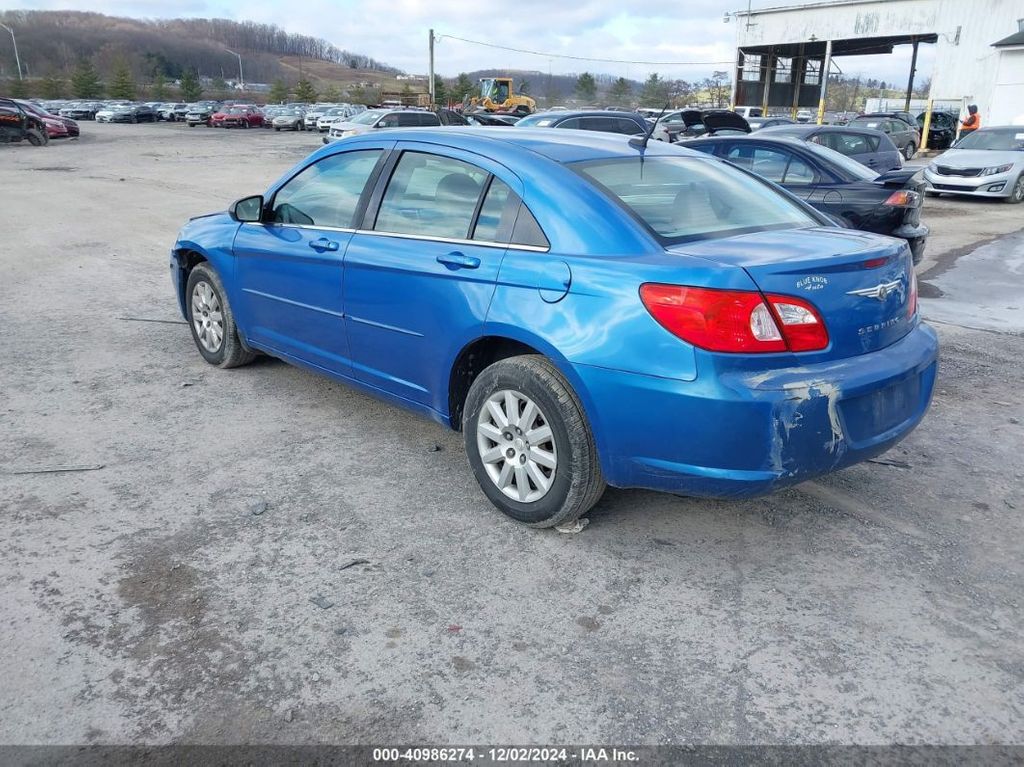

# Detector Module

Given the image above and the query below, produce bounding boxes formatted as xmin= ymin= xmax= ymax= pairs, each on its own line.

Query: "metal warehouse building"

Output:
xmin=732 ymin=0 xmax=1024 ymax=126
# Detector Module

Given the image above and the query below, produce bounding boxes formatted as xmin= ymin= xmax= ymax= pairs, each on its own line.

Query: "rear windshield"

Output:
xmin=572 ymin=156 xmax=820 ymax=243
xmin=801 ymin=140 xmax=879 ymax=180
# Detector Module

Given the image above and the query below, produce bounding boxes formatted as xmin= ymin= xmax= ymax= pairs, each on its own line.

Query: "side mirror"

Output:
xmin=229 ymin=195 xmax=264 ymax=223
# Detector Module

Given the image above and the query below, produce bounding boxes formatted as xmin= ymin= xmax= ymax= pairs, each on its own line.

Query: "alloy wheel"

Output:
xmin=191 ymin=281 xmax=224 ymax=353
xmin=1013 ymin=176 xmax=1024 ymax=202
xmin=476 ymin=389 xmax=557 ymax=503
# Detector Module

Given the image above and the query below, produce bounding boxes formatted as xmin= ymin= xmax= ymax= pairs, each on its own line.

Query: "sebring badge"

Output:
xmin=847 ymin=278 xmax=904 ymax=302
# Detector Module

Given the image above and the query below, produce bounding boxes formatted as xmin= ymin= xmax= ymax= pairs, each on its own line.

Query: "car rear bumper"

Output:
xmin=573 ymin=322 xmax=938 ymax=498
xmin=923 ymin=169 xmax=1016 ymax=198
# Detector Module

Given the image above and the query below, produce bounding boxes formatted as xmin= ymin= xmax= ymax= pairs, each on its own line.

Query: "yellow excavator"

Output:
xmin=465 ymin=77 xmax=536 ymax=115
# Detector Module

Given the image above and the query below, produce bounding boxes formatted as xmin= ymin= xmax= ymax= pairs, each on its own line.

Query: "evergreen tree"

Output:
xmin=574 ymin=72 xmax=597 ymax=103
xmin=41 ymin=75 xmax=65 ymax=99
xmin=294 ymin=79 xmax=317 ymax=103
xmin=269 ymin=80 xmax=289 ymax=103
xmin=322 ymin=83 xmax=341 ymax=102
xmin=639 ymin=73 xmax=670 ymax=107
xmin=109 ymin=60 xmax=136 ymax=100
xmin=179 ymin=68 xmax=202 ymax=101
xmin=609 ymin=77 xmax=632 ymax=106
xmin=432 ymin=74 xmax=447 ymax=106
xmin=452 ymin=73 xmax=475 ymax=103
xmin=70 ymin=60 xmax=102 ymax=98
xmin=151 ymin=71 xmax=167 ymax=100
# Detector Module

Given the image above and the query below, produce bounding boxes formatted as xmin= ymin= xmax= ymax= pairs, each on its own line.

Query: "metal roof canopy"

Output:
xmin=739 ymin=33 xmax=939 ymax=58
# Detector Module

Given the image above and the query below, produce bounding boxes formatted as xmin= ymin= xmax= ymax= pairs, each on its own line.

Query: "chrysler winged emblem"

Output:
xmin=847 ymin=278 xmax=904 ymax=302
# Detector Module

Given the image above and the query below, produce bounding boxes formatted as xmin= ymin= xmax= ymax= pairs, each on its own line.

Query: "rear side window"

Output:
xmin=375 ymin=152 xmax=487 ymax=239
xmin=574 ymin=156 xmax=818 ymax=243
xmin=578 ymin=117 xmax=616 ymax=133
xmin=613 ymin=117 xmax=643 ymax=135
xmin=271 ymin=149 xmax=382 ymax=228
xmin=472 ymin=178 xmax=514 ymax=242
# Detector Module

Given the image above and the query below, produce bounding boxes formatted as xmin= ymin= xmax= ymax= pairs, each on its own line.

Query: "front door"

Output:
xmin=344 ymin=146 xmax=519 ymax=411
xmin=233 ymin=147 xmax=387 ymax=375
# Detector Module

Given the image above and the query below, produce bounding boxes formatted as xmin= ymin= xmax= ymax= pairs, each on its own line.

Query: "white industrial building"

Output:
xmin=732 ymin=0 xmax=1024 ymax=126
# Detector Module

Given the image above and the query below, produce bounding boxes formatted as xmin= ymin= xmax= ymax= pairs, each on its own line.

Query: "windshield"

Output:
xmin=516 ymin=114 xmax=558 ymax=127
xmin=573 ymin=156 xmax=819 ymax=243
xmin=350 ymin=110 xmax=386 ymax=125
xmin=954 ymin=129 xmax=1024 ymax=151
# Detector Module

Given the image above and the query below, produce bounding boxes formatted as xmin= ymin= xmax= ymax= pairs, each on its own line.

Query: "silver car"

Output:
xmin=324 ymin=109 xmax=440 ymax=143
xmin=923 ymin=127 xmax=1024 ymax=203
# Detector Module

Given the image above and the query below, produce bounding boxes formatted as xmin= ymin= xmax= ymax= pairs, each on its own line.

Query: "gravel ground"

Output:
xmin=1 ymin=123 xmax=1023 ymax=747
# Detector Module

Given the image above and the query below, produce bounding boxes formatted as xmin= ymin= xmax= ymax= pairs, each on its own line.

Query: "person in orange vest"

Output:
xmin=961 ymin=104 xmax=981 ymax=133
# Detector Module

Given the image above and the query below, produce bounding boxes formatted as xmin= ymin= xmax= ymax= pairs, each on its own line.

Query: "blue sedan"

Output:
xmin=170 ymin=129 xmax=938 ymax=527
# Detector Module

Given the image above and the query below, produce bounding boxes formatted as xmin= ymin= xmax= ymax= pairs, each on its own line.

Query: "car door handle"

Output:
xmin=308 ymin=237 xmax=339 ymax=252
xmin=436 ymin=252 xmax=480 ymax=270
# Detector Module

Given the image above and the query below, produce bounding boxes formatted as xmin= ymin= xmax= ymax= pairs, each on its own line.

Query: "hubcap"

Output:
xmin=476 ymin=389 xmax=557 ymax=503
xmin=191 ymin=281 xmax=224 ymax=353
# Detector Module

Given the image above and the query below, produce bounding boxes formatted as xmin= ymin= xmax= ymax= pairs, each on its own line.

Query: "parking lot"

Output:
xmin=2 ymin=122 xmax=1023 ymax=746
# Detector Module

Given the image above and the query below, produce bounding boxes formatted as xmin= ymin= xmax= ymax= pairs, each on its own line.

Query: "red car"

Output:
xmin=210 ymin=106 xmax=264 ymax=129
xmin=16 ymin=100 xmax=79 ymax=138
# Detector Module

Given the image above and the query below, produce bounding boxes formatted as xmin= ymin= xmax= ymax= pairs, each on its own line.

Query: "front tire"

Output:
xmin=903 ymin=142 xmax=916 ymax=161
xmin=26 ymin=129 xmax=46 ymax=146
xmin=185 ymin=264 xmax=255 ymax=368
xmin=1005 ymin=175 xmax=1024 ymax=204
xmin=463 ymin=355 xmax=605 ymax=527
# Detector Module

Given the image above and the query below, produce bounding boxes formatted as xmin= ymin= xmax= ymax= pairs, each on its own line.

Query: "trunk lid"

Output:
xmin=670 ymin=227 xmax=915 ymax=358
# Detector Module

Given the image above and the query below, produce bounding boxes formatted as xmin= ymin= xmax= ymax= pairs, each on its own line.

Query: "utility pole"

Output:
xmin=0 ymin=22 xmax=22 ymax=80
xmin=428 ymin=29 xmax=435 ymax=107
xmin=225 ymin=48 xmax=243 ymax=90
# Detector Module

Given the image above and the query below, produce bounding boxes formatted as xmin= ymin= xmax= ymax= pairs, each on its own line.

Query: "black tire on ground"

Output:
xmin=903 ymin=142 xmax=916 ymax=161
xmin=1005 ymin=175 xmax=1024 ymax=204
xmin=184 ymin=263 xmax=256 ymax=369
xmin=463 ymin=355 xmax=605 ymax=528
xmin=26 ymin=129 xmax=46 ymax=147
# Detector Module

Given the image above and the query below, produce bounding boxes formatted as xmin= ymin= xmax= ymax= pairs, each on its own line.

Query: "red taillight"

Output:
xmin=639 ymin=284 xmax=829 ymax=353
xmin=765 ymin=294 xmax=830 ymax=352
xmin=883 ymin=190 xmax=921 ymax=207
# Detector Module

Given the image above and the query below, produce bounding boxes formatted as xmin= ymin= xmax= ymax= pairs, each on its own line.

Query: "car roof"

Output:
xmin=317 ymin=126 xmax=694 ymax=165
xmin=759 ymin=124 xmax=882 ymax=137
xmin=529 ymin=110 xmax=643 ymax=120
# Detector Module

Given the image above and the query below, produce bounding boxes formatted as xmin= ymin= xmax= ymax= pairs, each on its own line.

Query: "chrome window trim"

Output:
xmin=354 ymin=228 xmax=549 ymax=253
xmin=248 ymin=222 xmax=548 ymax=252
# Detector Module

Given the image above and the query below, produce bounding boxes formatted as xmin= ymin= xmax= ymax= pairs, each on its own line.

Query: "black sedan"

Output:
xmin=689 ymin=134 xmax=929 ymax=264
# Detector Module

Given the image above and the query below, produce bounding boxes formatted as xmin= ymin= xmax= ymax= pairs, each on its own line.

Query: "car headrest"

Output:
xmin=436 ymin=173 xmax=481 ymax=201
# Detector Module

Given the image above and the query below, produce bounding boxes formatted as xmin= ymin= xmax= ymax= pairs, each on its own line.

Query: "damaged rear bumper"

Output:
xmin=573 ymin=322 xmax=938 ymax=498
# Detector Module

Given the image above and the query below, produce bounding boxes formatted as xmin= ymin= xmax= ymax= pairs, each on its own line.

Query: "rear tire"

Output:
xmin=1005 ymin=175 xmax=1024 ymax=204
xmin=463 ymin=355 xmax=605 ymax=528
xmin=185 ymin=264 xmax=256 ymax=369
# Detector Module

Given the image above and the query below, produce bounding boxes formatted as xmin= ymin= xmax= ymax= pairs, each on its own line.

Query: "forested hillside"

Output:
xmin=0 ymin=10 xmax=399 ymax=84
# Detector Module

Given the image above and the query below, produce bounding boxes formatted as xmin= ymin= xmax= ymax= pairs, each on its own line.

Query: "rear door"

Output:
xmin=343 ymin=145 xmax=518 ymax=409
xmin=233 ymin=145 xmax=390 ymax=374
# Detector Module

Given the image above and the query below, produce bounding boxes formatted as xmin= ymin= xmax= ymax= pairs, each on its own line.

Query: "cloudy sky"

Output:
xmin=9 ymin=0 xmax=932 ymax=83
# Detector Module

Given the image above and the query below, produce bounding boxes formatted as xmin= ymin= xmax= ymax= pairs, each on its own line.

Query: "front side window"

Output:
xmin=270 ymin=149 xmax=382 ymax=228
xmin=573 ymin=155 xmax=819 ymax=243
xmin=375 ymin=152 xmax=488 ymax=239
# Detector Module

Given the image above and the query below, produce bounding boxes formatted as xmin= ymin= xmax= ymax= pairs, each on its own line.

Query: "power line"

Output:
xmin=435 ymin=33 xmax=735 ymax=67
